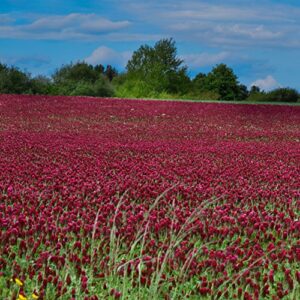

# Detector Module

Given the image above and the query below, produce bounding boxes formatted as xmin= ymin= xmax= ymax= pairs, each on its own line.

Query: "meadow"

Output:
xmin=0 ymin=94 xmax=299 ymax=299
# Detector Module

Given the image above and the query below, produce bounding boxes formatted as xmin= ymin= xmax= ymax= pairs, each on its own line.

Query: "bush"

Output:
xmin=265 ymin=88 xmax=299 ymax=103
xmin=70 ymin=77 xmax=114 ymax=97
xmin=246 ymin=92 xmax=268 ymax=102
xmin=115 ymin=79 xmax=155 ymax=98
xmin=53 ymin=62 xmax=98 ymax=84
xmin=70 ymin=82 xmax=96 ymax=97
xmin=29 ymin=76 xmax=52 ymax=95
xmin=195 ymin=91 xmax=221 ymax=101
xmin=0 ymin=64 xmax=31 ymax=94
xmin=125 ymin=38 xmax=190 ymax=96
xmin=93 ymin=77 xmax=114 ymax=97
xmin=52 ymin=62 xmax=115 ymax=97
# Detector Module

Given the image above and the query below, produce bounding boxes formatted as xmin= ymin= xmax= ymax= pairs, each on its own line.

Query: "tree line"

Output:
xmin=0 ymin=38 xmax=299 ymax=102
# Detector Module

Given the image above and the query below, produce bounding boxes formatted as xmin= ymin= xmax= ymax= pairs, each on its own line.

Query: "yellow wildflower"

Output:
xmin=18 ymin=294 xmax=27 ymax=300
xmin=15 ymin=278 xmax=24 ymax=286
xmin=32 ymin=292 xmax=39 ymax=299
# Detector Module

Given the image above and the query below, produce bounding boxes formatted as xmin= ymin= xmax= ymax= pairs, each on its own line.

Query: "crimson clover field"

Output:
xmin=0 ymin=95 xmax=299 ymax=300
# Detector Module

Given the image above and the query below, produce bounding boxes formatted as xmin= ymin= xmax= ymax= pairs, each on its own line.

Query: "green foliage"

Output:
xmin=115 ymin=78 xmax=158 ymax=98
xmin=52 ymin=62 xmax=98 ymax=84
xmin=192 ymin=66 xmax=245 ymax=101
xmin=52 ymin=62 xmax=114 ymax=97
xmin=69 ymin=82 xmax=97 ymax=97
xmin=194 ymin=91 xmax=220 ymax=101
xmin=167 ymin=68 xmax=192 ymax=95
xmin=56 ymin=77 xmax=113 ymax=98
xmin=250 ymin=85 xmax=261 ymax=94
xmin=192 ymin=72 xmax=207 ymax=93
xmin=93 ymin=77 xmax=114 ymax=97
xmin=29 ymin=75 xmax=53 ymax=95
xmin=94 ymin=64 xmax=105 ymax=74
xmin=105 ymin=65 xmax=118 ymax=82
xmin=125 ymin=38 xmax=190 ymax=96
xmin=237 ymin=84 xmax=249 ymax=101
xmin=246 ymin=85 xmax=264 ymax=101
xmin=0 ymin=63 xmax=31 ymax=94
xmin=247 ymin=87 xmax=299 ymax=103
xmin=205 ymin=64 xmax=240 ymax=100
xmin=247 ymin=92 xmax=267 ymax=102
xmin=265 ymin=88 xmax=299 ymax=103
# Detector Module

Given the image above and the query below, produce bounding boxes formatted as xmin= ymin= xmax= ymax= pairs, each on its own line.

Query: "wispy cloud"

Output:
xmin=120 ymin=0 xmax=300 ymax=49
xmin=251 ymin=75 xmax=280 ymax=91
xmin=0 ymin=14 xmax=15 ymax=24
xmin=214 ymin=24 xmax=282 ymax=40
xmin=24 ymin=14 xmax=130 ymax=33
xmin=158 ymin=2 xmax=298 ymax=23
xmin=85 ymin=46 xmax=132 ymax=67
xmin=0 ymin=13 xmax=131 ymax=40
xmin=182 ymin=52 xmax=230 ymax=68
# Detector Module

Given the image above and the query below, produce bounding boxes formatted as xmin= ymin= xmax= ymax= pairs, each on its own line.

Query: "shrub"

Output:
xmin=70 ymin=82 xmax=96 ymax=97
xmin=0 ymin=64 xmax=31 ymax=94
xmin=52 ymin=62 xmax=114 ymax=97
xmin=70 ymin=77 xmax=114 ymax=97
xmin=115 ymin=79 xmax=154 ymax=98
xmin=247 ymin=92 xmax=268 ymax=102
xmin=29 ymin=76 xmax=52 ymax=95
xmin=53 ymin=62 xmax=98 ymax=84
xmin=93 ymin=77 xmax=114 ymax=97
xmin=265 ymin=88 xmax=299 ymax=103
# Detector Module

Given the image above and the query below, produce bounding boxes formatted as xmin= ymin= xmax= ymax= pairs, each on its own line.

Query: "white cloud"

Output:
xmin=251 ymin=75 xmax=280 ymax=91
xmin=85 ymin=46 xmax=132 ymax=67
xmin=0 ymin=14 xmax=14 ymax=24
xmin=25 ymin=14 xmax=130 ymax=33
xmin=99 ymin=32 xmax=163 ymax=42
xmin=159 ymin=2 xmax=298 ymax=23
xmin=215 ymin=24 xmax=282 ymax=40
xmin=0 ymin=13 xmax=131 ymax=40
xmin=120 ymin=1 xmax=300 ymax=48
xmin=167 ymin=21 xmax=285 ymax=48
xmin=182 ymin=51 xmax=230 ymax=68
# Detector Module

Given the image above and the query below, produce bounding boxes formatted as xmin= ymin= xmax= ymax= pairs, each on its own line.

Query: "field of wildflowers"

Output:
xmin=0 ymin=95 xmax=299 ymax=299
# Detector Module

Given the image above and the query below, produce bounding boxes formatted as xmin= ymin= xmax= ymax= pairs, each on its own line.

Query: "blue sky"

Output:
xmin=0 ymin=0 xmax=300 ymax=91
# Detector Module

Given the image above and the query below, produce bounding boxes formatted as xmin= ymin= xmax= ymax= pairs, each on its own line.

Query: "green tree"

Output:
xmin=53 ymin=62 xmax=98 ymax=85
xmin=250 ymin=85 xmax=260 ymax=94
xmin=265 ymin=88 xmax=299 ymax=103
xmin=192 ymin=65 xmax=242 ymax=100
xmin=192 ymin=73 xmax=208 ymax=96
xmin=105 ymin=65 xmax=118 ymax=82
xmin=193 ymin=73 xmax=207 ymax=89
xmin=0 ymin=63 xmax=31 ymax=94
xmin=94 ymin=64 xmax=105 ymax=74
xmin=246 ymin=85 xmax=266 ymax=101
xmin=29 ymin=75 xmax=52 ymax=95
xmin=237 ymin=84 xmax=249 ymax=101
xmin=52 ymin=62 xmax=114 ymax=97
xmin=205 ymin=64 xmax=240 ymax=100
xmin=126 ymin=38 xmax=190 ymax=96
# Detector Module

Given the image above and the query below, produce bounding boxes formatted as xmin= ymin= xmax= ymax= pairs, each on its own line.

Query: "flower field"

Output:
xmin=0 ymin=94 xmax=300 ymax=300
